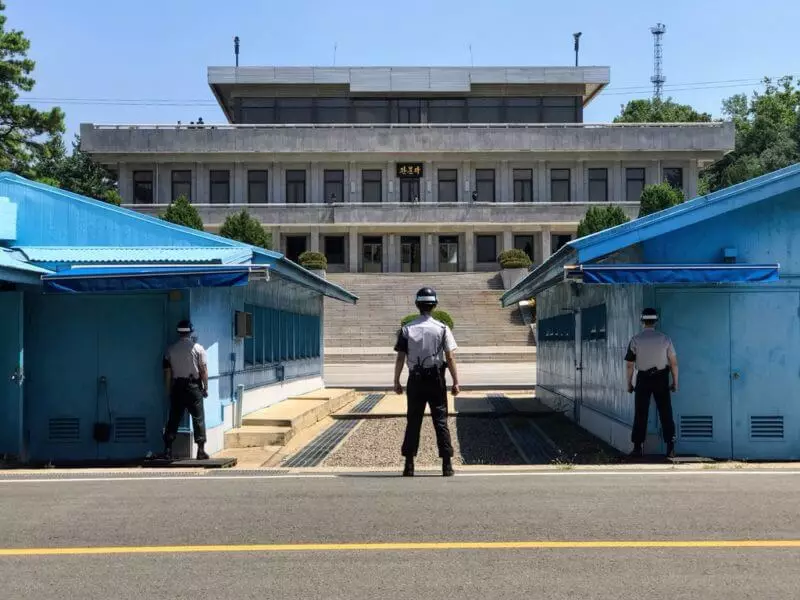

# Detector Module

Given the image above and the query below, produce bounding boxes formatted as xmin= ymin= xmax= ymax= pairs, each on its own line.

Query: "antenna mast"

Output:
xmin=650 ymin=23 xmax=666 ymax=100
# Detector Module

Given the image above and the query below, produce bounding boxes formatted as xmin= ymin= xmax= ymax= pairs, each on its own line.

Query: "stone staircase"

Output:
xmin=224 ymin=388 xmax=358 ymax=448
xmin=324 ymin=272 xmax=533 ymax=362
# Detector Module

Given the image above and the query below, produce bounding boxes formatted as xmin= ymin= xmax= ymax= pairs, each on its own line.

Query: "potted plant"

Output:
xmin=298 ymin=251 xmax=328 ymax=278
xmin=499 ymin=249 xmax=532 ymax=290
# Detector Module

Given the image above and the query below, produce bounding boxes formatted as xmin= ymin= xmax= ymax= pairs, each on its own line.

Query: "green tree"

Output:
xmin=0 ymin=1 xmax=65 ymax=173
xmin=35 ymin=135 xmax=120 ymax=203
xmin=704 ymin=76 xmax=800 ymax=191
xmin=638 ymin=182 xmax=685 ymax=217
xmin=614 ymin=98 xmax=713 ymax=123
xmin=576 ymin=205 xmax=630 ymax=238
xmin=218 ymin=209 xmax=271 ymax=249
xmin=160 ymin=195 xmax=204 ymax=231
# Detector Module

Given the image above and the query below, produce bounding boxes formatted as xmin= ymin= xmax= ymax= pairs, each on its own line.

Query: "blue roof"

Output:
xmin=501 ymin=162 xmax=800 ymax=306
xmin=0 ymin=249 xmax=51 ymax=274
xmin=16 ymin=246 xmax=253 ymax=264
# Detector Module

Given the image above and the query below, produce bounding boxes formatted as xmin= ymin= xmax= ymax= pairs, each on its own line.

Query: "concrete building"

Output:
xmin=502 ymin=164 xmax=800 ymax=460
xmin=80 ymin=66 xmax=734 ymax=273
xmin=0 ymin=173 xmax=355 ymax=463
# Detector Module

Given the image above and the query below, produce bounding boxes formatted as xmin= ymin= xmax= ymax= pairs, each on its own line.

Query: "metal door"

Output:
xmin=730 ymin=292 xmax=800 ymax=459
xmin=0 ymin=292 xmax=24 ymax=458
xmin=362 ymin=239 xmax=383 ymax=273
xmin=400 ymin=236 xmax=421 ymax=273
xmin=400 ymin=179 xmax=420 ymax=203
xmin=438 ymin=237 xmax=459 ymax=272
xmin=657 ymin=290 xmax=732 ymax=458
xmin=573 ymin=309 xmax=582 ymax=422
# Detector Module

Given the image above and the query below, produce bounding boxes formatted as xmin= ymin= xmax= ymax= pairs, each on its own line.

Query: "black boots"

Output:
xmin=666 ymin=441 xmax=676 ymax=459
xmin=196 ymin=444 xmax=210 ymax=461
xmin=403 ymin=458 xmax=414 ymax=477
xmin=442 ymin=458 xmax=454 ymax=477
xmin=629 ymin=443 xmax=643 ymax=458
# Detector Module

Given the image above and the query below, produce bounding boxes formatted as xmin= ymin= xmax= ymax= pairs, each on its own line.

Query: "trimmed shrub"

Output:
xmin=298 ymin=251 xmax=328 ymax=270
xmin=219 ymin=209 xmax=271 ymax=249
xmin=577 ymin=205 xmax=630 ymax=238
xmin=401 ymin=310 xmax=454 ymax=330
xmin=160 ymin=195 xmax=204 ymax=231
xmin=499 ymin=248 xmax=532 ymax=269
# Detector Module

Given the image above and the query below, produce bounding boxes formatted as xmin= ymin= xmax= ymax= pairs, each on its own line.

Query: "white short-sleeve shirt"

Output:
xmin=394 ymin=315 xmax=457 ymax=369
xmin=164 ymin=337 xmax=207 ymax=379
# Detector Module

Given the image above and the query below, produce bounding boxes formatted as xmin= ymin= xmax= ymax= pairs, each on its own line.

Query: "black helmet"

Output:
xmin=640 ymin=308 xmax=658 ymax=322
xmin=177 ymin=319 xmax=194 ymax=334
xmin=415 ymin=287 xmax=438 ymax=309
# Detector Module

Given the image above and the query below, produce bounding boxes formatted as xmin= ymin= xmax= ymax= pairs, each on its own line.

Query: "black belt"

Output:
xmin=639 ymin=367 xmax=668 ymax=377
xmin=173 ymin=377 xmax=199 ymax=383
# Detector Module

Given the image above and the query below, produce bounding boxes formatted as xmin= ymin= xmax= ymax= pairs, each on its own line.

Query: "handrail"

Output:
xmin=86 ymin=122 xmax=729 ymax=131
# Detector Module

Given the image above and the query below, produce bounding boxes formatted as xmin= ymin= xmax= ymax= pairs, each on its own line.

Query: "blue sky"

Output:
xmin=8 ymin=0 xmax=800 ymax=140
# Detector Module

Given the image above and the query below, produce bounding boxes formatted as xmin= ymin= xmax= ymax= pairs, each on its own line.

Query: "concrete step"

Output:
xmin=224 ymin=425 xmax=294 ymax=448
xmin=242 ymin=399 xmax=329 ymax=429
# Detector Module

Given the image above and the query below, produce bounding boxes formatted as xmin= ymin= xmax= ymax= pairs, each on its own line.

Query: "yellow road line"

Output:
xmin=3 ymin=540 xmax=800 ymax=557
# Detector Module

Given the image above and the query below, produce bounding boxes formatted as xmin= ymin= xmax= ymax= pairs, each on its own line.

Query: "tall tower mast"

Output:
xmin=650 ymin=23 xmax=666 ymax=100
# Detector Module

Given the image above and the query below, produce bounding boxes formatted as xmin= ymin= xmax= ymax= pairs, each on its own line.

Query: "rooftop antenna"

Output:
xmin=650 ymin=23 xmax=666 ymax=100
xmin=234 ymin=36 xmax=240 ymax=67
xmin=469 ymin=44 xmax=474 ymax=67
xmin=333 ymin=42 xmax=338 ymax=66
xmin=573 ymin=32 xmax=582 ymax=67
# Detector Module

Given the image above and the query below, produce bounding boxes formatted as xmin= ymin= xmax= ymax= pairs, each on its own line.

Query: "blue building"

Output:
xmin=0 ymin=173 xmax=356 ymax=463
xmin=502 ymin=164 xmax=800 ymax=460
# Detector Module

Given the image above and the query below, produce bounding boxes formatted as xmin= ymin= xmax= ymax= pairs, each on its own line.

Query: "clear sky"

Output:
xmin=7 ymin=0 xmax=800 ymax=140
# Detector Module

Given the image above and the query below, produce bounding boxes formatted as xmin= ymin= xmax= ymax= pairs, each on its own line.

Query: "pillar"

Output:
xmin=387 ymin=234 xmax=398 ymax=272
xmin=500 ymin=160 xmax=511 ymax=203
xmin=425 ymin=234 xmax=436 ymax=272
xmin=387 ymin=161 xmax=396 ymax=202
xmin=424 ymin=160 xmax=434 ymax=202
xmin=613 ymin=160 xmax=622 ymax=203
xmin=502 ymin=229 xmax=513 ymax=253
xmin=573 ymin=160 xmax=584 ymax=204
xmin=465 ymin=229 xmax=475 ymax=271
xmin=271 ymin=162 xmax=283 ymax=204
xmin=537 ymin=160 xmax=547 ymax=203
xmin=309 ymin=228 xmax=320 ymax=253
xmin=118 ymin=163 xmax=131 ymax=204
xmin=348 ymin=229 xmax=359 ymax=273
xmin=540 ymin=227 xmax=552 ymax=264
xmin=270 ymin=227 xmax=281 ymax=253
xmin=309 ymin=162 xmax=321 ymax=204
xmin=233 ymin=162 xmax=246 ymax=204
xmin=349 ymin=161 xmax=359 ymax=203
xmin=461 ymin=160 xmax=471 ymax=202
xmin=687 ymin=159 xmax=699 ymax=199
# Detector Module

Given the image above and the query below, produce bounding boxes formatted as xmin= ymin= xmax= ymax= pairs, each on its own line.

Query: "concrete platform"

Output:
xmin=225 ymin=425 xmax=294 ymax=448
xmin=334 ymin=392 xmax=541 ymax=418
xmin=141 ymin=457 xmax=237 ymax=469
xmin=243 ymin=399 xmax=330 ymax=430
xmin=326 ymin=346 xmax=537 ymax=364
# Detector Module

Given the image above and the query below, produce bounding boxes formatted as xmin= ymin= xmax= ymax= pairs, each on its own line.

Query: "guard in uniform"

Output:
xmin=162 ymin=320 xmax=209 ymax=460
xmin=394 ymin=287 xmax=460 ymax=477
xmin=625 ymin=308 xmax=679 ymax=458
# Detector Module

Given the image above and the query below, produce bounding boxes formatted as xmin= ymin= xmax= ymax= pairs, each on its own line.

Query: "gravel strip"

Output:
xmin=323 ymin=417 xmax=523 ymax=467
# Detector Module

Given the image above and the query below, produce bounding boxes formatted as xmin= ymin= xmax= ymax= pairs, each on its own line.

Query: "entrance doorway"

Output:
xmin=400 ymin=179 xmax=420 ymax=203
xmin=438 ymin=236 xmax=459 ymax=272
xmin=514 ymin=235 xmax=535 ymax=263
xmin=285 ymin=236 xmax=307 ymax=263
xmin=400 ymin=236 xmax=422 ymax=272
xmin=0 ymin=292 xmax=23 ymax=458
xmin=362 ymin=236 xmax=383 ymax=272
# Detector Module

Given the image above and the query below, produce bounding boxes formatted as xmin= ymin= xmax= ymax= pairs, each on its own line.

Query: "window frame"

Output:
xmin=209 ymin=169 xmax=230 ymax=204
xmin=324 ymin=235 xmax=346 ymax=265
xmin=513 ymin=168 xmax=533 ymax=203
xmin=437 ymin=169 xmax=458 ymax=203
xmin=476 ymin=235 xmax=498 ymax=264
xmin=285 ymin=169 xmax=307 ymax=204
xmin=323 ymin=169 xmax=345 ymax=204
xmin=361 ymin=169 xmax=382 ymax=203
xmin=475 ymin=168 xmax=496 ymax=203
xmin=587 ymin=168 xmax=609 ymax=203
xmin=550 ymin=168 xmax=571 ymax=203
xmin=171 ymin=170 xmax=192 ymax=202
xmin=663 ymin=167 xmax=684 ymax=191
xmin=625 ymin=167 xmax=646 ymax=202
xmin=247 ymin=170 xmax=269 ymax=204
xmin=132 ymin=170 xmax=154 ymax=205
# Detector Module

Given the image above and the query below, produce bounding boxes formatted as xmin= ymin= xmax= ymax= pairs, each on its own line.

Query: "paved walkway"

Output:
xmin=325 ymin=346 xmax=536 ymax=355
xmin=339 ymin=392 xmax=541 ymax=416
xmin=324 ymin=362 xmax=536 ymax=389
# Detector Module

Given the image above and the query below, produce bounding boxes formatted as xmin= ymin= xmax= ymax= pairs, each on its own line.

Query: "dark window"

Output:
xmin=324 ymin=236 xmax=345 ymax=265
xmin=663 ymin=167 xmax=684 ymax=190
xmin=209 ymin=170 xmax=230 ymax=204
xmin=316 ymin=98 xmax=350 ymax=123
xmin=286 ymin=170 xmax=306 ymax=204
xmin=353 ymin=99 xmax=389 ymax=123
xmin=514 ymin=235 xmax=535 ymax=262
xmin=247 ymin=170 xmax=269 ymax=204
xmin=399 ymin=178 xmax=420 ymax=203
xmin=467 ymin=97 xmax=503 ymax=123
xmin=285 ymin=236 xmax=307 ymax=263
xmin=362 ymin=169 xmax=382 ymax=203
xmin=428 ymin=99 xmax=466 ymax=123
xmin=475 ymin=169 xmax=495 ymax=202
xmin=132 ymin=171 xmax=153 ymax=204
xmin=437 ymin=169 xmax=458 ymax=203
xmin=476 ymin=235 xmax=498 ymax=263
xmin=550 ymin=169 xmax=571 ymax=202
xmin=171 ymin=170 xmax=191 ymax=202
xmin=552 ymin=234 xmax=572 ymax=252
xmin=506 ymin=98 xmax=541 ymax=123
xmin=239 ymin=98 xmax=275 ymax=124
xmin=626 ymin=168 xmax=646 ymax=202
xmin=276 ymin=98 xmax=313 ymax=123
xmin=397 ymin=99 xmax=422 ymax=123
xmin=542 ymin=96 xmax=578 ymax=123
xmin=513 ymin=169 xmax=533 ymax=203
xmin=588 ymin=168 xmax=608 ymax=203
xmin=324 ymin=169 xmax=344 ymax=204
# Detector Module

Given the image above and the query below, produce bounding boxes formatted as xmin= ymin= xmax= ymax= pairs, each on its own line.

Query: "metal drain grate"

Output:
xmin=502 ymin=417 xmax=560 ymax=464
xmin=349 ymin=393 xmax=385 ymax=413
xmin=282 ymin=420 xmax=360 ymax=468
xmin=488 ymin=394 xmax=516 ymax=414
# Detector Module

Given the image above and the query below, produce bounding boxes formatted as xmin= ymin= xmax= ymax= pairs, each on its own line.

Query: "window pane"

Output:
xmin=324 ymin=236 xmax=345 ymax=265
xmin=362 ymin=170 xmax=382 ymax=203
xmin=132 ymin=171 xmax=153 ymax=204
xmin=552 ymin=234 xmax=572 ymax=251
xmin=353 ymin=99 xmax=389 ymax=123
xmin=286 ymin=170 xmax=306 ymax=204
xmin=276 ymin=98 xmax=313 ymax=123
xmin=475 ymin=169 xmax=495 ymax=202
xmin=663 ymin=167 xmax=684 ymax=190
xmin=476 ymin=235 xmax=497 ymax=263
xmin=588 ymin=168 xmax=608 ymax=202
xmin=399 ymin=179 xmax=420 ymax=203
xmin=247 ymin=170 xmax=269 ymax=204
xmin=542 ymin=96 xmax=578 ymax=123
xmin=514 ymin=235 xmax=535 ymax=261
xmin=317 ymin=98 xmax=350 ymax=123
xmin=506 ymin=98 xmax=541 ymax=123
xmin=171 ymin=170 xmax=191 ymax=202
xmin=209 ymin=170 xmax=230 ymax=204
xmin=626 ymin=168 xmax=645 ymax=202
xmin=396 ymin=99 xmax=422 ymax=123
xmin=467 ymin=98 xmax=503 ymax=123
xmin=428 ymin=99 xmax=466 ymax=123
xmin=550 ymin=169 xmax=570 ymax=202
xmin=239 ymin=98 xmax=275 ymax=124
xmin=437 ymin=169 xmax=458 ymax=203
xmin=513 ymin=169 xmax=533 ymax=203
xmin=323 ymin=169 xmax=344 ymax=203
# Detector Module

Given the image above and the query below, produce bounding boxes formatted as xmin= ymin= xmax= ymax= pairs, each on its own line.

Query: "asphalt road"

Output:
xmin=1 ymin=471 xmax=800 ymax=599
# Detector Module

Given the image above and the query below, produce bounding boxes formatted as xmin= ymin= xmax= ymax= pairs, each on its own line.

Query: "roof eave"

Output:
xmin=501 ymin=245 xmax=576 ymax=306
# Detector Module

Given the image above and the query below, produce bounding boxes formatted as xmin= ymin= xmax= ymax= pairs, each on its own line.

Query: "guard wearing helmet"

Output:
xmin=161 ymin=320 xmax=209 ymax=460
xmin=625 ymin=308 xmax=679 ymax=458
xmin=393 ymin=287 xmax=460 ymax=477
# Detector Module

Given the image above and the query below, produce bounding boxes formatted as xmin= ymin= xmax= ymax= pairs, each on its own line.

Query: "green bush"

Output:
xmin=638 ymin=182 xmax=685 ymax=217
xmin=298 ymin=251 xmax=327 ymax=270
xmin=499 ymin=248 xmax=532 ymax=269
xmin=401 ymin=310 xmax=454 ymax=330
xmin=576 ymin=205 xmax=630 ymax=238
xmin=160 ymin=195 xmax=204 ymax=231
xmin=219 ymin=209 xmax=271 ymax=249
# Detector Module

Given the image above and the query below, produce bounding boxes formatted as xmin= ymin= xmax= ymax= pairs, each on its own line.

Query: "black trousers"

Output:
xmin=164 ymin=378 xmax=206 ymax=446
xmin=632 ymin=369 xmax=675 ymax=445
xmin=401 ymin=372 xmax=453 ymax=458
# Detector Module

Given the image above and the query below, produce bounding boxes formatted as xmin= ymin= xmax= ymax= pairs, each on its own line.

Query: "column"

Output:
xmin=309 ymin=162 xmax=321 ymax=204
xmin=193 ymin=162 xmax=205 ymax=204
xmin=349 ymin=161 xmax=359 ymax=203
xmin=270 ymin=227 xmax=281 ymax=253
xmin=500 ymin=160 xmax=511 ymax=203
xmin=426 ymin=234 xmax=437 ymax=272
xmin=387 ymin=234 xmax=398 ymax=272
xmin=348 ymin=229 xmax=359 ymax=273
xmin=387 ymin=160 xmax=396 ymax=202
xmin=424 ymin=160 xmax=434 ymax=202
xmin=271 ymin=162 xmax=283 ymax=203
xmin=540 ymin=227 xmax=552 ymax=264
xmin=573 ymin=160 xmax=584 ymax=204
xmin=118 ymin=163 xmax=131 ymax=204
xmin=502 ymin=229 xmax=513 ymax=253
xmin=537 ymin=160 xmax=547 ymax=203
xmin=613 ymin=160 xmax=622 ymax=202
xmin=465 ymin=229 xmax=475 ymax=272
xmin=461 ymin=160 xmax=471 ymax=202
xmin=309 ymin=227 xmax=320 ymax=253
xmin=234 ymin=162 xmax=247 ymax=204
xmin=687 ymin=159 xmax=699 ymax=199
